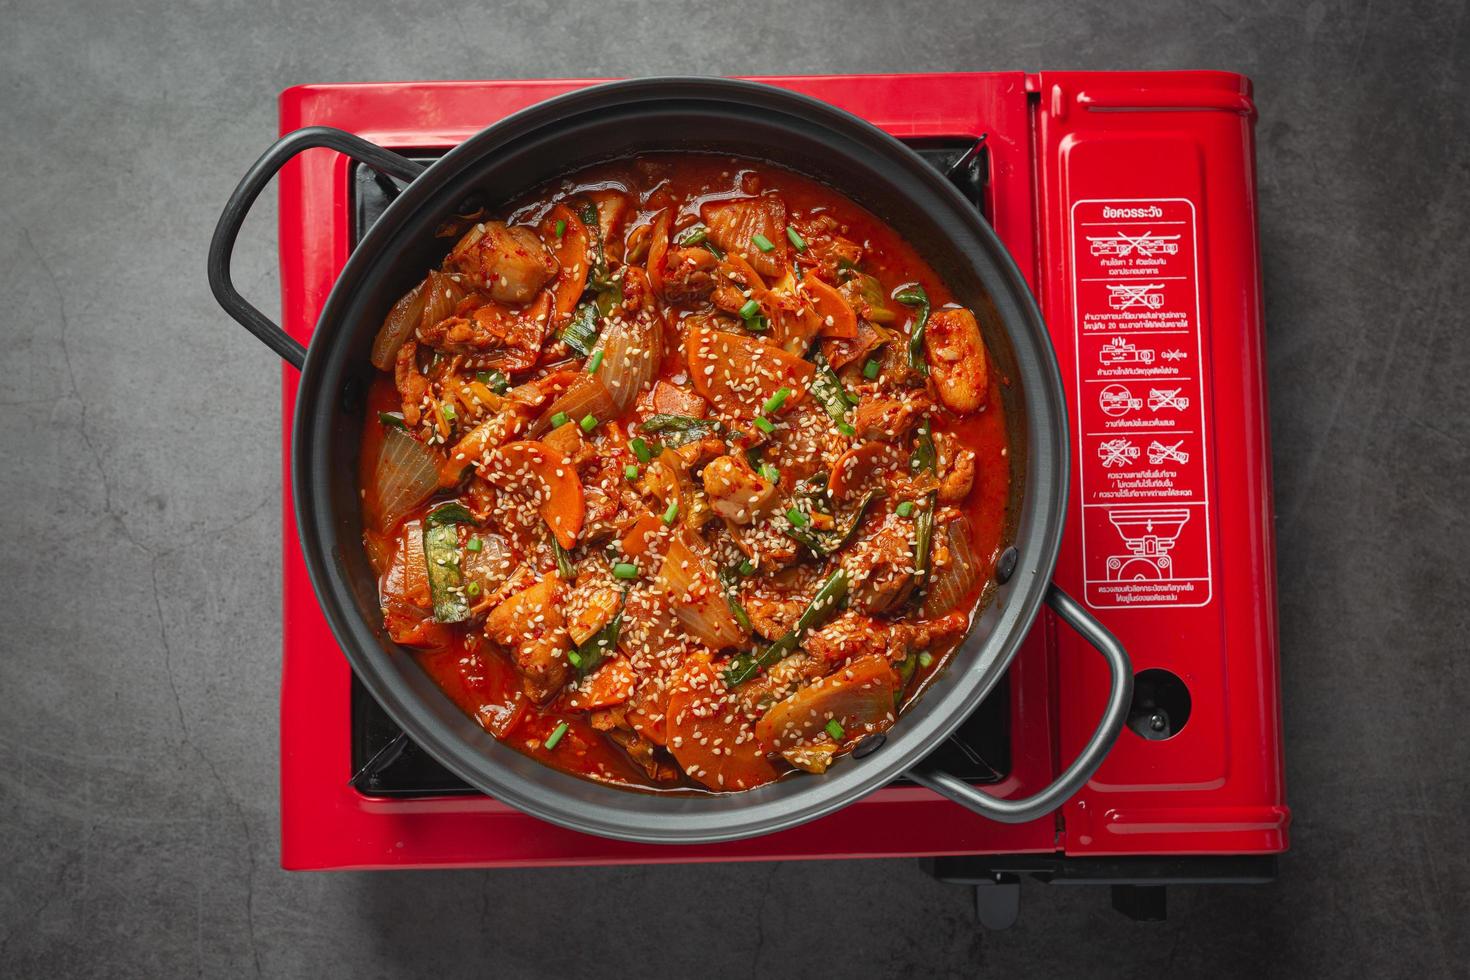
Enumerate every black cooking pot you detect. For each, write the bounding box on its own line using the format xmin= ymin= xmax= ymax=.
xmin=208 ymin=77 xmax=1131 ymax=843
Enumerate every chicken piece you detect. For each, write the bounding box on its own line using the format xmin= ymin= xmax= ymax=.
xmin=565 ymin=584 xmax=621 ymax=647
xmin=417 ymin=293 xmax=552 ymax=364
xmin=703 ymin=197 xmax=787 ymax=278
xmin=659 ymin=246 xmax=719 ymax=305
xmin=820 ymin=314 xmax=889 ymax=373
xmin=934 ymin=430 xmax=977 ymax=504
xmin=925 ymin=307 xmax=990 ymax=414
xmin=700 ymin=454 xmax=778 ymax=524
xmin=579 ymin=483 xmax=624 ymax=544
xmin=803 ymin=611 xmax=890 ymax=664
xmin=742 ymin=593 xmax=804 ymax=641
xmin=794 ymin=214 xmax=863 ymax=283
xmin=887 ymin=611 xmax=970 ymax=658
xmin=447 ymin=221 xmax=557 ymax=305
xmin=393 ymin=340 xmax=430 ymax=426
xmin=841 ymin=516 xmax=917 ymax=614
xmin=854 ymin=390 xmax=932 ymax=442
xmin=725 ymin=515 xmax=801 ymax=569
xmin=608 ymin=727 xmax=678 ymax=782
xmin=484 ymin=574 xmax=572 ymax=703
xmin=674 ymin=436 xmax=726 ymax=472
xmin=877 ymin=338 xmax=928 ymax=387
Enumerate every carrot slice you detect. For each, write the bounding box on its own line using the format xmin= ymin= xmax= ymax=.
xmin=620 ymin=512 xmax=667 ymax=557
xmin=802 ymin=271 xmax=857 ymax=339
xmin=542 ymin=204 xmax=589 ymax=320
xmin=566 ymin=657 xmax=637 ymax=710
xmin=483 ymin=440 xmax=585 ymax=549
xmin=686 ymin=326 xmax=815 ymax=419
xmin=828 ymin=442 xmax=895 ymax=500
xmin=666 ymin=659 xmax=781 ymax=791
xmin=626 ymin=681 xmax=668 ymax=746
xmin=650 ymin=379 xmax=707 ymax=418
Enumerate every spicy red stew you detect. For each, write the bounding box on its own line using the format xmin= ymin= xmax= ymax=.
xmin=360 ymin=154 xmax=1009 ymax=792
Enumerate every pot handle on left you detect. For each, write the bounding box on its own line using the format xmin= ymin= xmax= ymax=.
xmin=207 ymin=126 xmax=427 ymax=370
xmin=907 ymin=584 xmax=1132 ymax=824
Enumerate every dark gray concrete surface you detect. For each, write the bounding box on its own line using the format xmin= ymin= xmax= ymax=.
xmin=3 ymin=0 xmax=1468 ymax=976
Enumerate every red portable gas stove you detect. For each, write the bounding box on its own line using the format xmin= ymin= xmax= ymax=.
xmin=275 ymin=72 xmax=1286 ymax=924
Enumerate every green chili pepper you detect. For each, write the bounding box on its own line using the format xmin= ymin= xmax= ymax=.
xmin=896 ymin=283 xmax=931 ymax=375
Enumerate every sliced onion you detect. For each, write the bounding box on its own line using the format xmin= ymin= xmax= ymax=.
xmin=418 ymin=270 xmax=469 ymax=334
xmin=372 ymin=427 xmax=441 ymax=532
xmin=529 ymin=373 xmax=616 ymax=437
xmin=462 ymin=532 xmax=513 ymax=596
xmin=596 ymin=310 xmax=662 ymax=413
xmin=754 ymin=654 xmax=895 ymax=749
xmin=923 ymin=516 xmax=981 ymax=617
xmin=656 ymin=531 xmax=746 ymax=650
xmin=370 ymin=279 xmax=429 ymax=370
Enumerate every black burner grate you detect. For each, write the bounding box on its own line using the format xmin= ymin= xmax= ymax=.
xmin=348 ymin=137 xmax=1010 ymax=797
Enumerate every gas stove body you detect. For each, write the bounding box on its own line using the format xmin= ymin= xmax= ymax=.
xmin=275 ymin=73 xmax=1285 ymax=923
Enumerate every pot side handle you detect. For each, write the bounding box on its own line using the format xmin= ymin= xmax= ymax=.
xmin=906 ymin=584 xmax=1133 ymax=824
xmin=207 ymin=126 xmax=427 ymax=369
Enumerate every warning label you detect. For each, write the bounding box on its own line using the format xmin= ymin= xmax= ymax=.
xmin=1071 ymin=199 xmax=1212 ymax=609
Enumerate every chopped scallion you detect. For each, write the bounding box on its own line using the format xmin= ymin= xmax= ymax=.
xmin=676 ymin=225 xmax=708 ymax=247
xmin=760 ymin=463 xmax=780 ymax=483
xmin=863 ymin=358 xmax=880 ymax=380
xmin=738 ymin=559 xmax=756 ymax=576
xmin=566 ymin=650 xmax=583 ymax=669
xmin=786 ymin=225 xmax=806 ymax=251
xmin=476 ymin=370 xmax=510 ymax=394
xmin=762 ymin=387 xmax=792 ymax=414
xmin=918 ymin=651 xmax=934 ymax=668
xmin=625 ymin=464 xmax=640 ymax=481
xmin=579 ymin=413 xmax=599 ymax=433
xmin=466 ymin=580 xmax=482 ymax=597
xmin=738 ymin=298 xmax=761 ymax=320
xmin=551 ymin=411 xmax=569 ymax=429
xmin=378 ymin=411 xmax=407 ymax=430
xmin=440 ymin=400 xmax=457 ymax=423
xmin=837 ymin=422 xmax=856 ymax=437
xmin=661 ymin=501 xmax=679 ymax=525
xmin=751 ymin=233 xmax=775 ymax=253
xmin=896 ymin=501 xmax=915 ymax=518
xmin=612 ymin=562 xmax=639 ymax=580
xmin=630 ymin=437 xmax=653 ymax=463
xmin=825 ymin=719 xmax=845 ymax=740
xmin=544 ymin=720 xmax=570 ymax=750
xmin=555 ymin=218 xmax=567 ymax=240
xmin=466 ymin=536 xmax=484 ymax=552
xmin=586 ymin=349 xmax=605 ymax=373
xmin=786 ymin=507 xmax=808 ymax=528
xmin=754 ymin=416 xmax=776 ymax=435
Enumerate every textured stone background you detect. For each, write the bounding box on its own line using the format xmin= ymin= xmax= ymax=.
xmin=2 ymin=0 xmax=1467 ymax=976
